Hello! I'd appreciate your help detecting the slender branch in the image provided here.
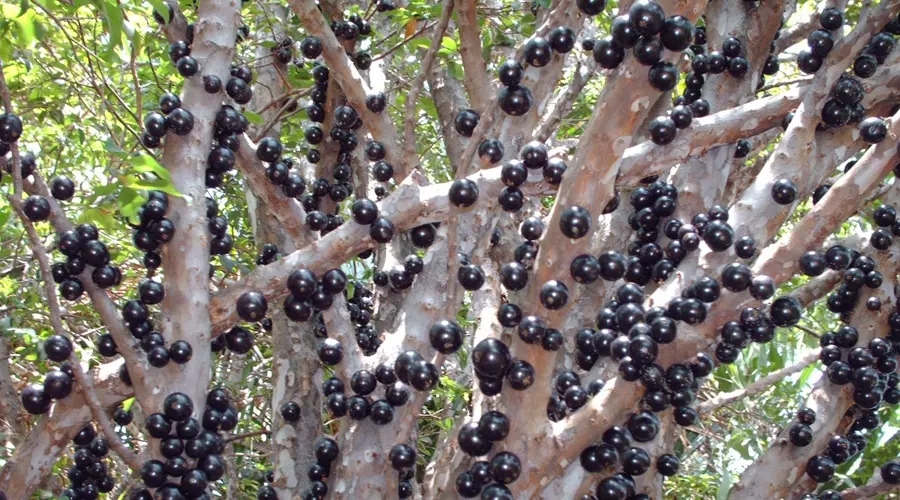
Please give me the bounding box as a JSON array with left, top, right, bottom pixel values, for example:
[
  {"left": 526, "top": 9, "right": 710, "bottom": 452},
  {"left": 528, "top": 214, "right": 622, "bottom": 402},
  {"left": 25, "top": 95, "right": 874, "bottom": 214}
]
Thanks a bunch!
[
  {"left": 289, "top": 0, "right": 410, "bottom": 182},
  {"left": 696, "top": 351, "right": 819, "bottom": 415},
  {"left": 1, "top": 62, "right": 141, "bottom": 473},
  {"left": 533, "top": 60, "right": 596, "bottom": 142},
  {"left": 207, "top": 167, "right": 556, "bottom": 335},
  {"left": 223, "top": 429, "right": 270, "bottom": 444},
  {"left": 792, "top": 324, "right": 822, "bottom": 339},
  {"left": 371, "top": 21, "right": 438, "bottom": 62},
  {"left": 235, "top": 134, "right": 315, "bottom": 249},
  {"left": 401, "top": 0, "right": 454, "bottom": 176},
  {"left": 841, "top": 480, "right": 900, "bottom": 500},
  {"left": 730, "top": 247, "right": 900, "bottom": 500},
  {"left": 456, "top": 0, "right": 492, "bottom": 111}
]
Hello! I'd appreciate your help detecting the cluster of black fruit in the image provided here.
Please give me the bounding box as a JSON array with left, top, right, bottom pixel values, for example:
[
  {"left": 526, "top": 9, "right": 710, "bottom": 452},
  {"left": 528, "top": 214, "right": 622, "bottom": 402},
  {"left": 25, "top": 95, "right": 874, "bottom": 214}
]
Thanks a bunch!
[
  {"left": 141, "top": 90, "right": 194, "bottom": 150},
  {"left": 592, "top": 1, "right": 697, "bottom": 106},
  {"left": 278, "top": 267, "right": 347, "bottom": 325},
  {"left": 270, "top": 36, "right": 295, "bottom": 66},
  {"left": 801, "top": 313, "right": 900, "bottom": 487},
  {"left": 130, "top": 390, "right": 236, "bottom": 499},
  {"left": 804, "top": 245, "right": 885, "bottom": 315},
  {"left": 61, "top": 424, "right": 118, "bottom": 498},
  {"left": 625, "top": 181, "right": 683, "bottom": 283},
  {"left": 206, "top": 102, "right": 245, "bottom": 190},
  {"left": 547, "top": 370, "right": 606, "bottom": 420},
  {"left": 853, "top": 12, "right": 899, "bottom": 78},
  {"left": 347, "top": 280, "right": 381, "bottom": 354},
  {"left": 305, "top": 104, "right": 366, "bottom": 230},
  {"left": 0, "top": 111, "right": 25, "bottom": 174},
  {"left": 581, "top": 417, "right": 685, "bottom": 495},
  {"left": 335, "top": 13, "right": 375, "bottom": 70},
  {"left": 499, "top": 140, "right": 568, "bottom": 208},
  {"left": 260, "top": 137, "right": 306, "bottom": 203},
  {"left": 496, "top": 24, "right": 572, "bottom": 117},
  {"left": 50, "top": 221, "right": 121, "bottom": 300},
  {"left": 796, "top": 8, "right": 842, "bottom": 74},
  {"left": 21, "top": 335, "right": 75, "bottom": 414},
  {"left": 464, "top": 336, "right": 534, "bottom": 397},
  {"left": 258, "top": 436, "right": 338, "bottom": 500},
  {"left": 119, "top": 276, "right": 194, "bottom": 368},
  {"left": 7, "top": 112, "right": 123, "bottom": 301},
  {"left": 370, "top": 223, "right": 439, "bottom": 291},
  {"left": 454, "top": 411, "right": 524, "bottom": 498}
]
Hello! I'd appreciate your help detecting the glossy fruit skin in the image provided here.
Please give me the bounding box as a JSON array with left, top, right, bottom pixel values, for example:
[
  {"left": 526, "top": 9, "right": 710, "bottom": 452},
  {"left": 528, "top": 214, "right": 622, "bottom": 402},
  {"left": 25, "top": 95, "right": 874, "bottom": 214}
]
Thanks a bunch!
[
  {"left": 882, "top": 461, "right": 900, "bottom": 484},
  {"left": 489, "top": 452, "right": 521, "bottom": 484},
  {"left": 549, "top": 26, "right": 576, "bottom": 53},
  {"left": 498, "top": 85, "right": 533, "bottom": 116},
  {"left": 621, "top": 447, "right": 651, "bottom": 475},
  {"left": 560, "top": 205, "right": 592, "bottom": 239},
  {"left": 854, "top": 54, "right": 878, "bottom": 78},
  {"left": 648, "top": 62, "right": 679, "bottom": 91},
  {"left": 389, "top": 444, "right": 416, "bottom": 470},
  {"left": 797, "top": 50, "right": 823, "bottom": 74},
  {"left": 661, "top": 15, "right": 692, "bottom": 51},
  {"left": 648, "top": 116, "right": 677, "bottom": 145},
  {"left": 593, "top": 38, "right": 625, "bottom": 68},
  {"left": 577, "top": 0, "right": 607, "bottom": 15},
  {"left": 472, "top": 338, "right": 512, "bottom": 381},
  {"left": 454, "top": 109, "right": 480, "bottom": 137},
  {"left": 634, "top": 36, "right": 663, "bottom": 65},
  {"left": 50, "top": 176, "right": 76, "bottom": 201},
  {"left": 523, "top": 37, "right": 553, "bottom": 67},
  {"left": 23, "top": 196, "right": 51, "bottom": 221},
  {"left": 629, "top": 1, "right": 665, "bottom": 36},
  {"left": 771, "top": 178, "right": 798, "bottom": 205},
  {"left": 860, "top": 117, "right": 888, "bottom": 144},
  {"left": 0, "top": 112, "right": 23, "bottom": 143},
  {"left": 820, "top": 8, "right": 843, "bottom": 30},
  {"left": 806, "top": 455, "right": 836, "bottom": 483},
  {"left": 448, "top": 179, "right": 479, "bottom": 207},
  {"left": 458, "top": 421, "right": 493, "bottom": 456},
  {"left": 497, "top": 60, "right": 524, "bottom": 86}
]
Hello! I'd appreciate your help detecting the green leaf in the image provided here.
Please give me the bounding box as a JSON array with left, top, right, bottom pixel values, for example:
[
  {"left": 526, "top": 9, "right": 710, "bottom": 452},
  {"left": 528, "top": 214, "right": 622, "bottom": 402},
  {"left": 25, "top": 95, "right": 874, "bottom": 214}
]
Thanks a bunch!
[
  {"left": 244, "top": 111, "right": 264, "bottom": 125},
  {"left": 100, "top": 0, "right": 124, "bottom": 51},
  {"left": 148, "top": 0, "right": 170, "bottom": 24},
  {"left": 78, "top": 208, "right": 118, "bottom": 231},
  {"left": 409, "top": 37, "right": 432, "bottom": 50},
  {"left": 125, "top": 176, "right": 182, "bottom": 197},
  {"left": 0, "top": 206, "right": 10, "bottom": 229},
  {"left": 129, "top": 154, "right": 172, "bottom": 182},
  {"left": 715, "top": 468, "right": 735, "bottom": 500},
  {"left": 117, "top": 186, "right": 146, "bottom": 219},
  {"left": 440, "top": 36, "right": 458, "bottom": 52}
]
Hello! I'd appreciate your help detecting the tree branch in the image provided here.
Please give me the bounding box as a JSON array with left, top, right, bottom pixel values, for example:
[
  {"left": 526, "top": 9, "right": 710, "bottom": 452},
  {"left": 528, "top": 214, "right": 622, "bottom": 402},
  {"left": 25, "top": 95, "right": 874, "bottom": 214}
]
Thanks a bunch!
[
  {"left": 151, "top": 0, "right": 242, "bottom": 424},
  {"left": 730, "top": 245, "right": 900, "bottom": 499},
  {"left": 456, "top": 0, "right": 492, "bottom": 111},
  {"left": 236, "top": 134, "right": 315, "bottom": 249},
  {"left": 696, "top": 351, "right": 819, "bottom": 415},
  {"left": 402, "top": 0, "right": 455, "bottom": 176},
  {"left": 841, "top": 479, "right": 900, "bottom": 500},
  {"left": 208, "top": 168, "right": 555, "bottom": 335},
  {"left": 0, "top": 360, "right": 132, "bottom": 498},
  {"left": 533, "top": 60, "right": 596, "bottom": 142},
  {"left": 289, "top": 0, "right": 410, "bottom": 182}
]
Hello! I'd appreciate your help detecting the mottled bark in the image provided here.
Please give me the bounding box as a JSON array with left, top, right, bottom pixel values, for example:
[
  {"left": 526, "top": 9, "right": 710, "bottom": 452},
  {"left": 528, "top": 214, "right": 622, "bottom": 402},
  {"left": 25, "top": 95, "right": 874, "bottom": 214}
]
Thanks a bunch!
[{"left": 0, "top": 361, "right": 132, "bottom": 498}]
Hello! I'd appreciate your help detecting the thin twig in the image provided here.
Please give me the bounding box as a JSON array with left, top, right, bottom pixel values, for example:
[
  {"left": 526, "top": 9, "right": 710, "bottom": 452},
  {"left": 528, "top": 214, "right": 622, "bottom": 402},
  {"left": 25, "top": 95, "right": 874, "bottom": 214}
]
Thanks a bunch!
[
  {"left": 793, "top": 324, "right": 822, "bottom": 339},
  {"left": 371, "top": 21, "right": 439, "bottom": 62},
  {"left": 223, "top": 428, "right": 270, "bottom": 444},
  {"left": 0, "top": 60, "right": 143, "bottom": 474},
  {"left": 696, "top": 350, "right": 819, "bottom": 415},
  {"left": 401, "top": 0, "right": 455, "bottom": 175}
]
